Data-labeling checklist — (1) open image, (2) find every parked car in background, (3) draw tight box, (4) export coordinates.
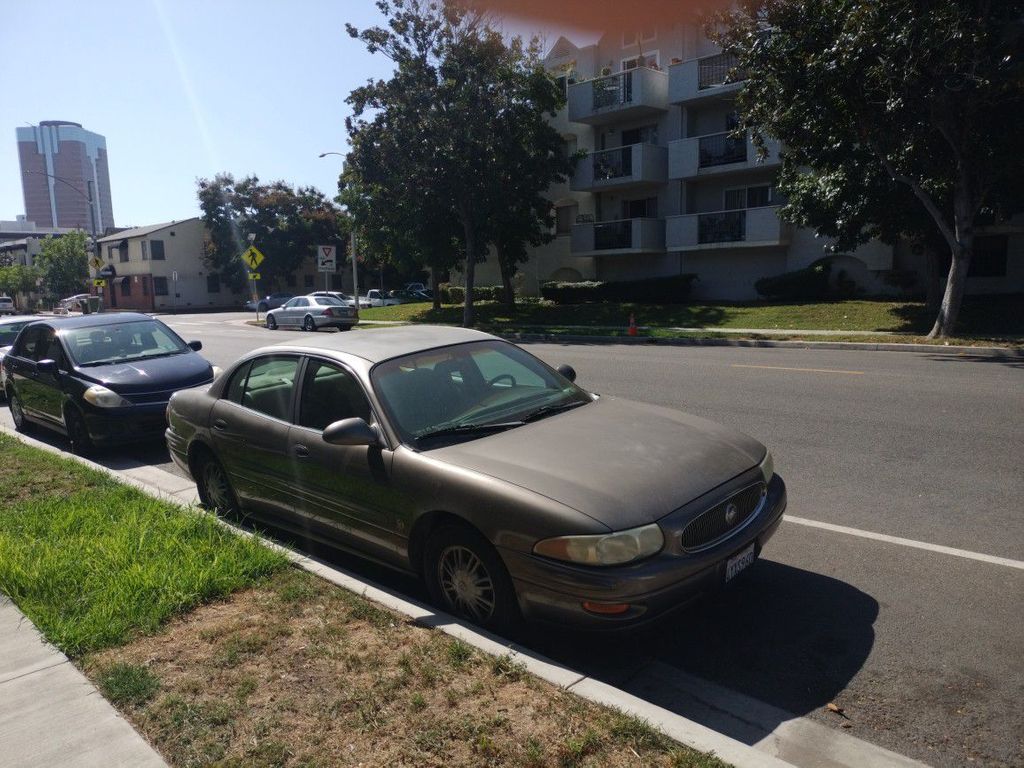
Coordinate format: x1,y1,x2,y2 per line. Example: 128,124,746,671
244,293,293,312
363,289,401,307
0,296,16,315
308,290,371,309
0,316,39,400
403,282,427,293
3,312,218,453
265,295,358,332
165,326,785,632
388,289,430,304
58,293,92,313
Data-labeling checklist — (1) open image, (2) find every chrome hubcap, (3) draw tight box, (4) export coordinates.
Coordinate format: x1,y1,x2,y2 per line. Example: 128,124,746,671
438,546,495,621
203,463,232,511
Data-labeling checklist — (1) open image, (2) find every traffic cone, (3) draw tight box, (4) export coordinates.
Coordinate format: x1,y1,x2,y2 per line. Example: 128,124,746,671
628,313,638,337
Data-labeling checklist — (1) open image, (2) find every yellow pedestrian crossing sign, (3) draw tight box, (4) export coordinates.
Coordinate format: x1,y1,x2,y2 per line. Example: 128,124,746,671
90,256,103,270
240,246,265,270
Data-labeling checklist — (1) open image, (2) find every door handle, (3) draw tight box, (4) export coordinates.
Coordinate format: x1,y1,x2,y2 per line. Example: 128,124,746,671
212,419,228,431
293,444,310,458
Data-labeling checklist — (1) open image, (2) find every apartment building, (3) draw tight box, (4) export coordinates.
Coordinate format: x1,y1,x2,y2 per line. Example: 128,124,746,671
475,23,1022,299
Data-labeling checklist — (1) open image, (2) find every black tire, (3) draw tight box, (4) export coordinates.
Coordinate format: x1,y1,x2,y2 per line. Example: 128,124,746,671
195,451,242,518
9,389,29,433
64,407,95,456
266,315,278,330
303,315,317,332
257,302,268,313
423,524,520,634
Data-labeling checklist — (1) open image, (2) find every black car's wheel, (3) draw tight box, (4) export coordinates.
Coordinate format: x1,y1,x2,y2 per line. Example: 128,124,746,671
9,389,29,433
257,302,268,313
424,525,519,633
196,452,241,518
303,315,317,332
64,407,95,456
266,315,278,330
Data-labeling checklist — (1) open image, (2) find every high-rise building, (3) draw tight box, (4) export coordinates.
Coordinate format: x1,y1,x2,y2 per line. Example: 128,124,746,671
16,121,115,236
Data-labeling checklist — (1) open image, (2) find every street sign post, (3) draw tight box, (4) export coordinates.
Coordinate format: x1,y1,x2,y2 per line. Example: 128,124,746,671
89,256,103,270
317,244,337,291
248,272,261,281
93,279,106,287
240,246,267,321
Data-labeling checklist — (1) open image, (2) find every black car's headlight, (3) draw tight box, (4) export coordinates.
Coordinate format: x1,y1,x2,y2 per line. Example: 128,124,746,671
533,523,664,566
83,384,132,408
760,450,774,484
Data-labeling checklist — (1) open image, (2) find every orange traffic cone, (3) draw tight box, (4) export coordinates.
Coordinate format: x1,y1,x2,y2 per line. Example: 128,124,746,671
628,313,638,337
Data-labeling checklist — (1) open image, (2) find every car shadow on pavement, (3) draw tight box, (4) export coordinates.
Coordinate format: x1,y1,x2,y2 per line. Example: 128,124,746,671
923,352,1024,370
523,558,879,745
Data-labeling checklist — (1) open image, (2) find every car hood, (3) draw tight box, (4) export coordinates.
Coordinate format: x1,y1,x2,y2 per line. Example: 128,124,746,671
74,352,212,394
429,396,766,531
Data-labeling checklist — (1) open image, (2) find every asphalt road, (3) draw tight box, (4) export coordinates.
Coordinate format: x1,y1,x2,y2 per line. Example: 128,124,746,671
6,311,1023,767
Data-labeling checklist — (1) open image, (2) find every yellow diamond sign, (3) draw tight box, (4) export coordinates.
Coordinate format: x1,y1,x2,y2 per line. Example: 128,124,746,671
240,245,265,270
90,256,103,270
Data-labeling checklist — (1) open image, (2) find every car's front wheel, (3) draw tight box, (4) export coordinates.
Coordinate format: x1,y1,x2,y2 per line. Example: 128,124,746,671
423,524,519,634
64,407,95,456
266,315,278,330
196,452,241,518
9,389,29,433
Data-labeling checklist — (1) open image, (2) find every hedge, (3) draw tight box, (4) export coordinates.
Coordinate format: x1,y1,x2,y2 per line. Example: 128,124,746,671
438,284,505,304
540,274,699,304
754,258,833,300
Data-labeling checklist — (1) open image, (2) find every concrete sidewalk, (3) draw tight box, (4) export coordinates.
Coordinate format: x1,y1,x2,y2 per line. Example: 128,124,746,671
0,595,166,768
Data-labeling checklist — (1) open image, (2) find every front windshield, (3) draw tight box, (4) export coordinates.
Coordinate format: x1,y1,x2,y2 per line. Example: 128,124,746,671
63,319,190,367
0,321,32,347
371,340,591,446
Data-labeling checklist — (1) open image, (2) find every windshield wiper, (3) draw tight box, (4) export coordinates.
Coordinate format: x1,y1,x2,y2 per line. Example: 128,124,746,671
416,420,524,443
522,399,589,423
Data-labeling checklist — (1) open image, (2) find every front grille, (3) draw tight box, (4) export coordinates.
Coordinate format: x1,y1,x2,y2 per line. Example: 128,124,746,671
681,482,766,551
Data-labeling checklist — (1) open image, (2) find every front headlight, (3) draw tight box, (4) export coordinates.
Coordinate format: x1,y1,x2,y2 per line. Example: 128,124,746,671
533,523,664,566
760,450,774,484
82,384,132,408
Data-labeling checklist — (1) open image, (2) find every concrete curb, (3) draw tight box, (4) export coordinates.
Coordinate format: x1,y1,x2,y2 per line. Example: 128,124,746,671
0,423,795,768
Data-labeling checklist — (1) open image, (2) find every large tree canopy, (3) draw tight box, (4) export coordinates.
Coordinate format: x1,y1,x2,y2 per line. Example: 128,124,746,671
197,174,348,292
344,0,573,325
35,231,89,299
716,0,1024,337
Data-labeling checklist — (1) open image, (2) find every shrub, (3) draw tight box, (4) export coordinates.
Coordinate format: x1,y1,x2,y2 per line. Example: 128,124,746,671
540,274,699,305
754,258,833,300
441,284,504,304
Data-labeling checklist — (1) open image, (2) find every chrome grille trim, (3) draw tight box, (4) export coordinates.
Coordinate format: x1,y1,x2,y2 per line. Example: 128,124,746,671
680,481,767,552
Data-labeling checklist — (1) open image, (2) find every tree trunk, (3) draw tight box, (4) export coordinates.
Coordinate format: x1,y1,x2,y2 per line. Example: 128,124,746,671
496,247,515,310
459,211,477,328
924,250,944,312
928,189,973,339
429,265,441,311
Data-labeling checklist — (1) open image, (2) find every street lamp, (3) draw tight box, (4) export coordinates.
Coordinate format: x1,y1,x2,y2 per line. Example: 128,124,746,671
318,151,359,305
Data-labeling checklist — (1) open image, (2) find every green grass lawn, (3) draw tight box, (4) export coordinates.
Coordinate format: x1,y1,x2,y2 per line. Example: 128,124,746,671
360,294,1023,340
0,434,286,656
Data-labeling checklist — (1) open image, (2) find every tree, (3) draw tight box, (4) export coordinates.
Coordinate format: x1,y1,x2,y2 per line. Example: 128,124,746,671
197,174,348,291
35,231,89,299
345,0,572,326
0,265,40,299
715,0,1024,337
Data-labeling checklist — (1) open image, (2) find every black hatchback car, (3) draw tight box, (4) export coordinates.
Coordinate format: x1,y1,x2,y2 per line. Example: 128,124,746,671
3,313,217,452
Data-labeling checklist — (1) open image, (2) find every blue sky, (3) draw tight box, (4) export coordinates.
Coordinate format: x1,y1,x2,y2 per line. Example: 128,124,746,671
0,0,587,228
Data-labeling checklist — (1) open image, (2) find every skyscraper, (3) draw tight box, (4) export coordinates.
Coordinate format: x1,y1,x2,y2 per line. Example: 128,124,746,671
16,121,115,236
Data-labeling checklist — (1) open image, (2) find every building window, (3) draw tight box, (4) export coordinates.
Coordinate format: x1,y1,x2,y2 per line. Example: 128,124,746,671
207,274,221,293
141,241,149,260
303,274,315,289
622,28,656,47
118,243,128,262
153,277,169,296
151,240,165,260
142,276,149,296
285,273,297,288
622,51,659,70
120,277,131,297
968,236,1008,278
107,245,115,261
725,185,774,210
556,204,578,235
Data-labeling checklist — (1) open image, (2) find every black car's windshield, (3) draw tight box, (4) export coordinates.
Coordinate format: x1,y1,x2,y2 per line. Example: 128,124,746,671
63,319,190,367
371,340,591,446
0,321,33,347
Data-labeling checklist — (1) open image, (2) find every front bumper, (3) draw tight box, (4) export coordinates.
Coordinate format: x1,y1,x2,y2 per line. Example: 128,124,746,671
82,401,170,446
503,473,787,630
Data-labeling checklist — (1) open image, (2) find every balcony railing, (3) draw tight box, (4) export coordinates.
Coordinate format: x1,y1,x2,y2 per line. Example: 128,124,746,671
594,219,633,250
593,70,634,110
593,147,633,180
699,132,747,168
572,143,668,191
699,211,746,244
568,67,669,124
698,52,745,90
571,218,666,255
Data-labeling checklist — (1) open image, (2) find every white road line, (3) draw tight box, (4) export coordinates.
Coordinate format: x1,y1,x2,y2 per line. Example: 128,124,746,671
785,516,1024,570
731,363,865,375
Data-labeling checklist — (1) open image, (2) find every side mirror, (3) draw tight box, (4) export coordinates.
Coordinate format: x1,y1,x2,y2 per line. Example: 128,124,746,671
36,359,58,375
188,340,203,352
323,417,381,447
556,364,577,383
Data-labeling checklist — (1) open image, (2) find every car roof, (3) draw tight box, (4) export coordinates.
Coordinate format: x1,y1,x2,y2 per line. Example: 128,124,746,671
267,325,496,363
33,312,155,330
0,315,38,325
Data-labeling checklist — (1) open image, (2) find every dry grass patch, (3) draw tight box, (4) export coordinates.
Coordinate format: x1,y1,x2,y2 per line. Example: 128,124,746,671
85,567,728,768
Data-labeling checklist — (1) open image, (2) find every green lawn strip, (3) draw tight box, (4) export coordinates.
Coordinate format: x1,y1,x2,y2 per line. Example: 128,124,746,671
0,433,287,656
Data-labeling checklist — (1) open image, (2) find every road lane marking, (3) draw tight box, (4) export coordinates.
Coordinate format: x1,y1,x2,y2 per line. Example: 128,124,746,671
731,364,865,375
785,516,1024,570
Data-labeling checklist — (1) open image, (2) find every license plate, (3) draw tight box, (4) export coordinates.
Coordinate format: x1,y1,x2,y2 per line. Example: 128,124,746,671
725,543,756,582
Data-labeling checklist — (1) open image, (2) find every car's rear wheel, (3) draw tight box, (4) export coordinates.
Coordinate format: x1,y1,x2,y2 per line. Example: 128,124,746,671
423,525,519,634
266,315,278,330
64,407,95,456
303,315,316,332
196,452,241,518
9,389,29,433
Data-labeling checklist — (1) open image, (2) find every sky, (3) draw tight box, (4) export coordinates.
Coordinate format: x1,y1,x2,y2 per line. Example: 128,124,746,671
0,0,591,228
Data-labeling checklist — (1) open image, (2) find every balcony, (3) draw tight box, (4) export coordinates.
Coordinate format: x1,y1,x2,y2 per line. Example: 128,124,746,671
669,52,746,104
668,132,781,178
665,206,790,251
568,68,669,125
571,218,666,256
571,143,668,192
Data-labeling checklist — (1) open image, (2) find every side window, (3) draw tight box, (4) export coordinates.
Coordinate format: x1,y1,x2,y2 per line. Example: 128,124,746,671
240,356,299,421
13,326,44,359
298,360,372,431
35,330,67,369
225,361,252,404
